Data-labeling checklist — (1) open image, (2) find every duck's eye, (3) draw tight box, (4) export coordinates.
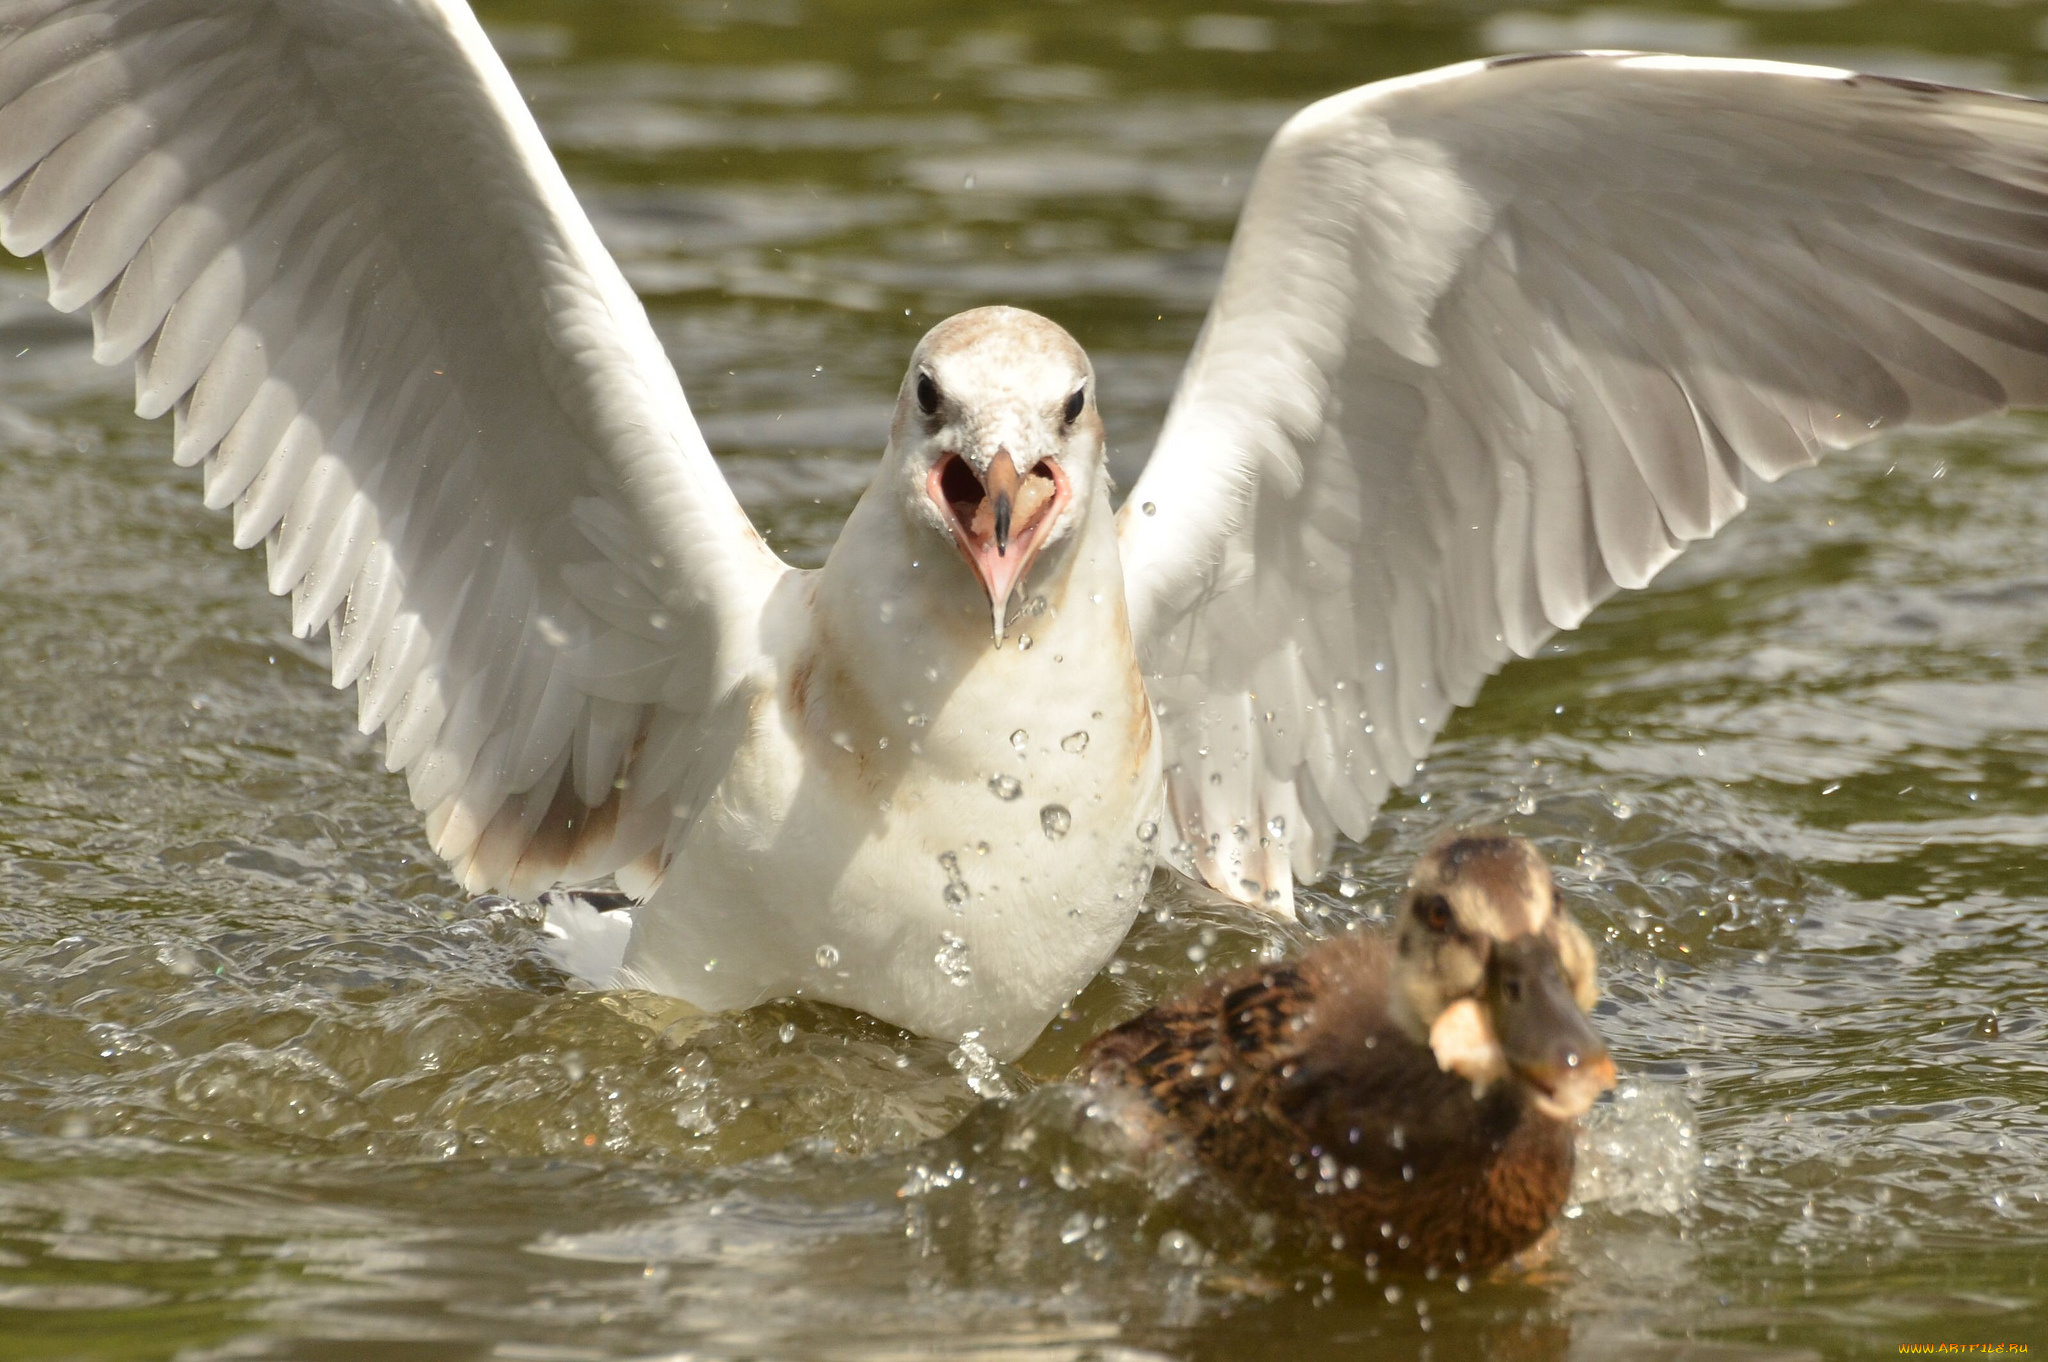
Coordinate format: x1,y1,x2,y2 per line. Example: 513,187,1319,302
917,373,940,415
1063,385,1085,424
1417,895,1454,933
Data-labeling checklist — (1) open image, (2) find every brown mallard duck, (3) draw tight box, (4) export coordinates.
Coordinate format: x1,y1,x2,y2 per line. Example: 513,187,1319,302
1078,829,1614,1272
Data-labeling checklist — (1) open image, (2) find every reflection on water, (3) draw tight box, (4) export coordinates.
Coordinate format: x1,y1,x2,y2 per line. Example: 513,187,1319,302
2,0,2047,1357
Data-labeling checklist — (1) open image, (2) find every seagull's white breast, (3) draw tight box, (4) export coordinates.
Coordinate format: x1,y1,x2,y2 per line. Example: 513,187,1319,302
615,483,1162,1059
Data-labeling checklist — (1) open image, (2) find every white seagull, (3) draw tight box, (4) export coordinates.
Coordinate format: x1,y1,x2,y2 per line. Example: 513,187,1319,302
9,3,2048,1058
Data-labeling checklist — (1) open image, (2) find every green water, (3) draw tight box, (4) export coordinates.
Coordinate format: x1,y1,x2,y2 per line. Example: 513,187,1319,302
2,1,2045,1357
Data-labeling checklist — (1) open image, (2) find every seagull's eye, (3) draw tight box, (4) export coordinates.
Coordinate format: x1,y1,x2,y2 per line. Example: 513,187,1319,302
1063,386,1085,425
916,373,940,416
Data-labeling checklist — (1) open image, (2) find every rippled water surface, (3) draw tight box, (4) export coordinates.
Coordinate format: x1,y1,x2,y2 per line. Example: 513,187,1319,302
4,1,2048,1357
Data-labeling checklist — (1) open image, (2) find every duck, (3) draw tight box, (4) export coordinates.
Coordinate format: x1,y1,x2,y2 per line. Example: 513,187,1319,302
1077,830,1614,1272
9,1,2048,1058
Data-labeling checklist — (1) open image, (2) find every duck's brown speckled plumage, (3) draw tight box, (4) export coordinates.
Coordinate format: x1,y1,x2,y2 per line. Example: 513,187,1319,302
1079,884,1592,1272
1079,830,1613,1270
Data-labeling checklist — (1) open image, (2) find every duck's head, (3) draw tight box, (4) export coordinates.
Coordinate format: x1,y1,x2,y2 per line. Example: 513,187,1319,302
1388,829,1615,1121
886,306,1105,646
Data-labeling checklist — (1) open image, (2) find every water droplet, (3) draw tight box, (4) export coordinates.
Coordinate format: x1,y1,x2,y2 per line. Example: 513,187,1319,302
935,932,972,986
1016,634,1034,651
938,850,969,909
1137,820,1158,842
1141,501,1156,516
1337,877,1362,899
1010,728,1029,755
1611,794,1634,820
778,1022,797,1044
815,944,840,969
989,774,1023,800
1157,1229,1204,1266
948,1030,1012,1099
1515,792,1537,816
1040,804,1072,839
906,712,928,727
1060,1211,1091,1244
1061,730,1089,754
1266,814,1286,838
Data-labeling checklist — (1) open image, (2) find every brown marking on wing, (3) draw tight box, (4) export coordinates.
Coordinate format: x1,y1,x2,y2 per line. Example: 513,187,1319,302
626,844,669,889
513,765,627,883
472,713,655,893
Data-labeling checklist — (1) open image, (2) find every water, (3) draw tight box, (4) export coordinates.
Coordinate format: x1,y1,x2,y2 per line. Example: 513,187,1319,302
2,1,2046,1356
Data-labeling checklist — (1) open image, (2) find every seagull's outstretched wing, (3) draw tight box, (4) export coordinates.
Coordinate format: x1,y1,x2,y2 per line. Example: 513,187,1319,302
0,0,788,895
1119,52,2048,912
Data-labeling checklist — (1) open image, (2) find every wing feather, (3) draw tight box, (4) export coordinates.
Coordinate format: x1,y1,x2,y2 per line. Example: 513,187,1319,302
0,0,785,895
1122,53,2048,912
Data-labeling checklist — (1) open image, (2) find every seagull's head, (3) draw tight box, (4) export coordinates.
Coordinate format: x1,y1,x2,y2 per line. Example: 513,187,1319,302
1389,829,1615,1122
890,306,1103,645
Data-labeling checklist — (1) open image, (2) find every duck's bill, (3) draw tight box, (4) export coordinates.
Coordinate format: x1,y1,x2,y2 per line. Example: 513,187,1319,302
1430,936,1616,1121
1519,1050,1617,1122
929,453,1070,644
1491,934,1616,1122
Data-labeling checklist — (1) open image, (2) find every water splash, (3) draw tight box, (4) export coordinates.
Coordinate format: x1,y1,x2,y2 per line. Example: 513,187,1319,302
947,1031,1013,1099
935,932,972,987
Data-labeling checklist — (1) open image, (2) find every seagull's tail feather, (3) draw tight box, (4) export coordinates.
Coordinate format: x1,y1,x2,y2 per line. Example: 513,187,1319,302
537,889,636,988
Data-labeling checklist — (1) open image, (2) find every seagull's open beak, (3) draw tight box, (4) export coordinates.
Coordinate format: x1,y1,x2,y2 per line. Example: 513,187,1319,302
929,451,1071,644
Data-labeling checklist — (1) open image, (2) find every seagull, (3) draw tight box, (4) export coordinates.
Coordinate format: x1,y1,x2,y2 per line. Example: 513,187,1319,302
9,4,2048,1059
